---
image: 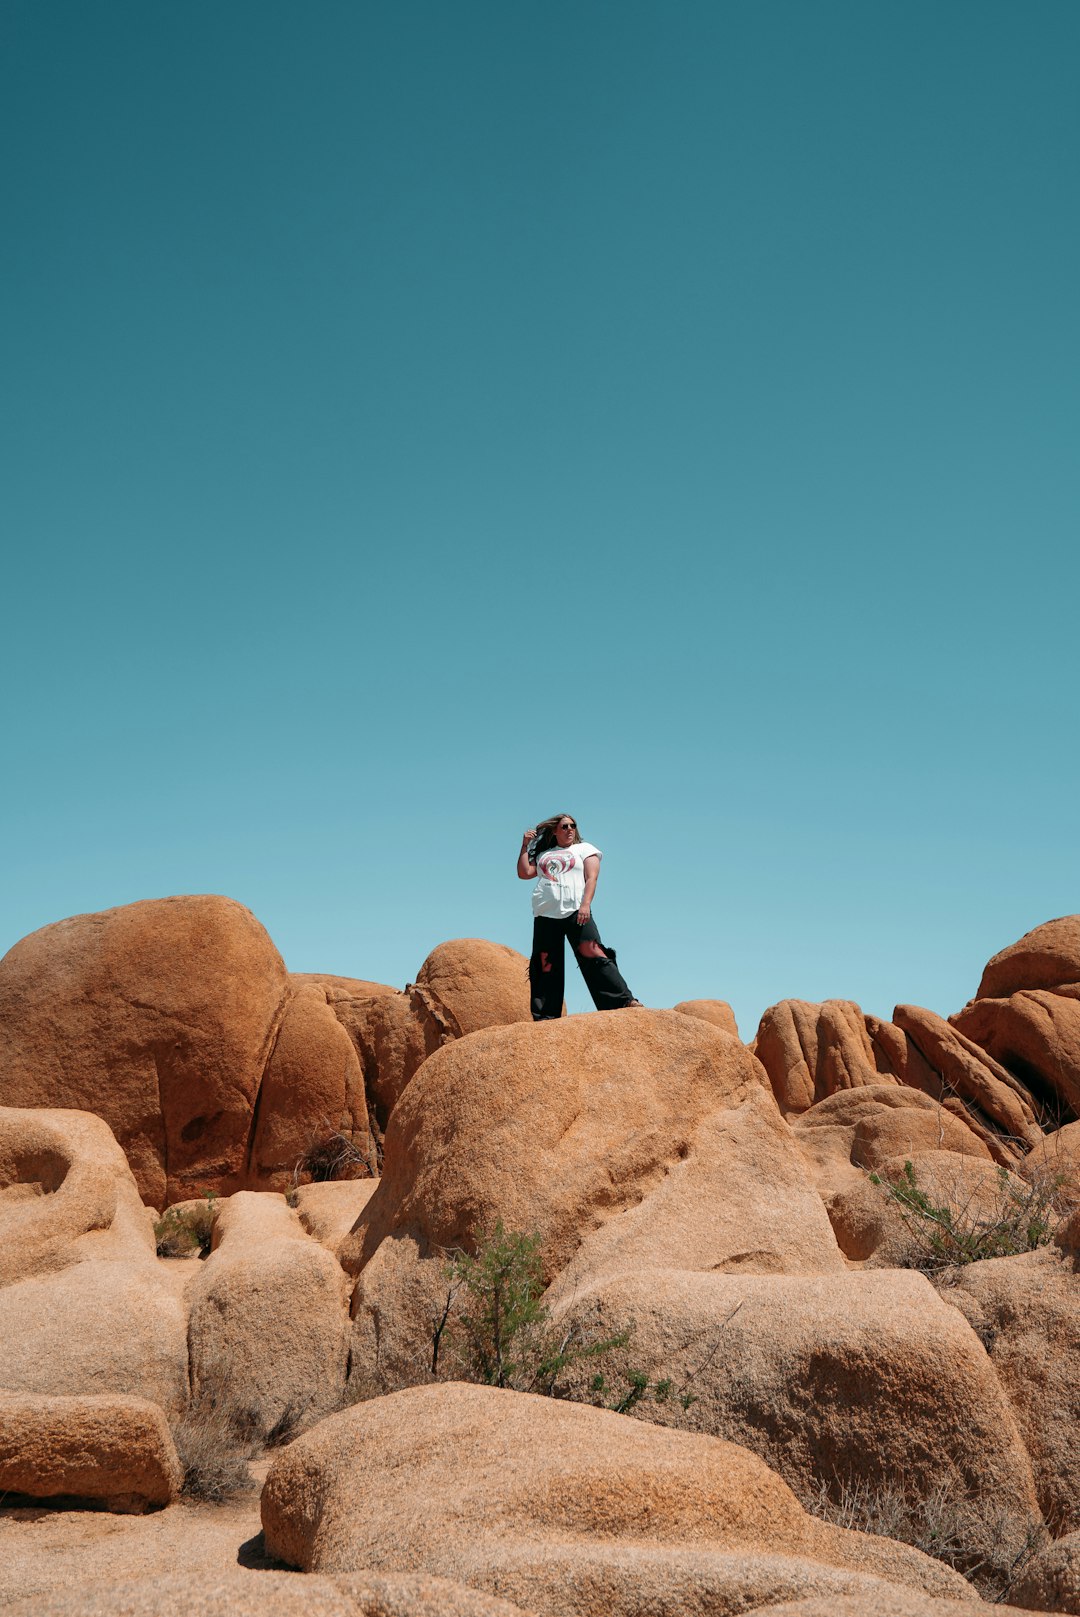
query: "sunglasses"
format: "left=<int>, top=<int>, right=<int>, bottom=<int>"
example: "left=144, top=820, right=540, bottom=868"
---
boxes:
left=558, top=821, right=577, bottom=831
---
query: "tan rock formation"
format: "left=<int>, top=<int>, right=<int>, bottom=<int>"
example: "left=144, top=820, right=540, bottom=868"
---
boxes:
left=1009, top=1530, right=1080, bottom=1614
left=672, top=998, right=740, bottom=1037
left=0, top=896, right=288, bottom=1204
left=0, top=1391, right=181, bottom=1511
left=753, top=1000, right=891, bottom=1115
left=0, top=1256, right=190, bottom=1411
left=312, top=940, right=532, bottom=1135
left=11, top=1570, right=536, bottom=1616
left=551, top=1266, right=1042, bottom=1586
left=942, top=1248, right=1080, bottom=1535
left=261, top=1382, right=977, bottom=1612
left=1020, top=1118, right=1080, bottom=1210
left=891, top=1005, right=1044, bottom=1157
left=292, top=1179, right=380, bottom=1247
left=342, top=1012, right=834, bottom=1394
left=790, top=1085, right=990, bottom=1205
left=825, top=1149, right=1028, bottom=1266
left=0, top=1107, right=189, bottom=1410
left=952, top=991, right=1080, bottom=1124
left=976, top=915, right=1080, bottom=1000
left=0, top=1106, right=156, bottom=1288
left=186, top=1192, right=351, bottom=1442
left=247, top=981, right=371, bottom=1191
left=751, top=1600, right=1029, bottom=1617
left=344, top=1010, right=770, bottom=1280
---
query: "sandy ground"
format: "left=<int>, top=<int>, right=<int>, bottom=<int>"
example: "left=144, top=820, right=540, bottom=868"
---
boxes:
left=0, top=1462, right=281, bottom=1608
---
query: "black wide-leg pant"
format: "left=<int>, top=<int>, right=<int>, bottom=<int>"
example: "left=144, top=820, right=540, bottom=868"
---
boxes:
left=529, top=914, right=636, bottom=1021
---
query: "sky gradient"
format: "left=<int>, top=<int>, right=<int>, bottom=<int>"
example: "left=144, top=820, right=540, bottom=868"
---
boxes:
left=3, top=1, right=1078, bottom=1034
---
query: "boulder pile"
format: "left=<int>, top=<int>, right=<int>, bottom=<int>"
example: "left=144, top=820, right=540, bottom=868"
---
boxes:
left=1, top=899, right=1078, bottom=1616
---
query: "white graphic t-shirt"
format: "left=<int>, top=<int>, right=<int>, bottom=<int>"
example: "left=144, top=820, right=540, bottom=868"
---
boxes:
left=531, top=841, right=602, bottom=919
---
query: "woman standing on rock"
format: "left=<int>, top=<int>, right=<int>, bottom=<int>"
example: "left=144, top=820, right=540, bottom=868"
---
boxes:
left=517, top=813, right=643, bottom=1021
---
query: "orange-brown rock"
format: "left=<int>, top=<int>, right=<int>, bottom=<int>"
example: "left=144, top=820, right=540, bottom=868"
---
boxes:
left=826, top=1150, right=1026, bottom=1265
left=344, top=1011, right=777, bottom=1282
left=1020, top=1119, right=1080, bottom=1210
left=672, top=999, right=740, bottom=1037
left=791, top=1085, right=991, bottom=1205
left=976, top=915, right=1080, bottom=1001
left=187, top=1192, right=351, bottom=1442
left=344, top=1012, right=840, bottom=1398
left=753, top=1000, right=892, bottom=1115
left=1009, top=1530, right=1080, bottom=1614
left=261, top=1382, right=977, bottom=1612
left=248, top=982, right=371, bottom=1191
left=413, top=939, right=531, bottom=1036
left=307, top=940, right=532, bottom=1135
left=951, top=991, right=1080, bottom=1125
left=0, top=896, right=288, bottom=1205
left=552, top=1265, right=1042, bottom=1585
left=0, top=1106, right=156, bottom=1288
left=9, top=1571, right=534, bottom=1617
left=0, top=1391, right=181, bottom=1511
left=292, top=1179, right=380, bottom=1247
left=893, top=1004, right=1043, bottom=1155
left=943, top=1248, right=1080, bottom=1535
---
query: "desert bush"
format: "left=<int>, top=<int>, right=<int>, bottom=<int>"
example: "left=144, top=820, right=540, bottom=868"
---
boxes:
left=869, top=1160, right=1063, bottom=1273
left=434, top=1220, right=687, bottom=1412
left=172, top=1388, right=309, bottom=1500
left=154, top=1192, right=217, bottom=1258
left=291, top=1123, right=373, bottom=1189
left=171, top=1397, right=254, bottom=1501
left=801, top=1473, right=1046, bottom=1601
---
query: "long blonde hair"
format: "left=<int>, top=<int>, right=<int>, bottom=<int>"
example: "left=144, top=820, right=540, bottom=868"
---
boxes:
left=531, top=812, right=582, bottom=859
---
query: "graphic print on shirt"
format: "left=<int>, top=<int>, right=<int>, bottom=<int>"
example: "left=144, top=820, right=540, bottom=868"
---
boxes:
left=538, top=850, right=578, bottom=883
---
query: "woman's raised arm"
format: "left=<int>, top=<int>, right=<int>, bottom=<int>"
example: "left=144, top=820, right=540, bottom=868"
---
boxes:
left=517, top=829, right=538, bottom=879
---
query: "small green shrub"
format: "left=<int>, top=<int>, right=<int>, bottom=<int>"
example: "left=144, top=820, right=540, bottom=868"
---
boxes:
left=869, top=1160, right=1063, bottom=1273
left=436, top=1220, right=677, bottom=1411
left=154, top=1192, right=218, bottom=1259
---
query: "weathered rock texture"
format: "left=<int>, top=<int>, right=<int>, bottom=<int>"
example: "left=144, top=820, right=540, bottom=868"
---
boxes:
left=790, top=1085, right=990, bottom=1207
left=0, top=899, right=533, bottom=1203
left=943, top=1248, right=1080, bottom=1535
left=945, top=915, right=1080, bottom=1130
left=753, top=1000, right=888, bottom=1115
left=0, top=1105, right=190, bottom=1410
left=549, top=1266, right=1042, bottom=1585
left=186, top=1191, right=351, bottom=1442
left=305, top=938, right=532, bottom=1135
left=749, top=920, right=1080, bottom=1159
left=0, top=896, right=290, bottom=1203
left=344, top=1011, right=779, bottom=1280
left=11, top=1570, right=537, bottom=1616
left=1010, top=1530, right=1080, bottom=1615
left=826, top=1149, right=1024, bottom=1266
left=0, top=1391, right=181, bottom=1511
left=262, top=1383, right=977, bottom=1614
left=343, top=1012, right=842, bottom=1396
left=672, top=998, right=740, bottom=1037
left=0, top=1105, right=156, bottom=1288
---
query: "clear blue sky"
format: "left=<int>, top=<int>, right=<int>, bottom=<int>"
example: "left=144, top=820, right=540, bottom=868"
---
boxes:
left=2, top=1, right=1077, bottom=1035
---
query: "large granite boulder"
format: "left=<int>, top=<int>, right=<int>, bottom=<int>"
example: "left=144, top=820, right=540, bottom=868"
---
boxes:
left=186, top=1192, right=351, bottom=1443
left=0, top=1391, right=181, bottom=1512
left=262, top=1383, right=977, bottom=1613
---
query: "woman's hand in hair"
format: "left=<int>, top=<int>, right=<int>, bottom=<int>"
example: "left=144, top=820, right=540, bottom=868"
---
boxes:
left=522, top=828, right=536, bottom=847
